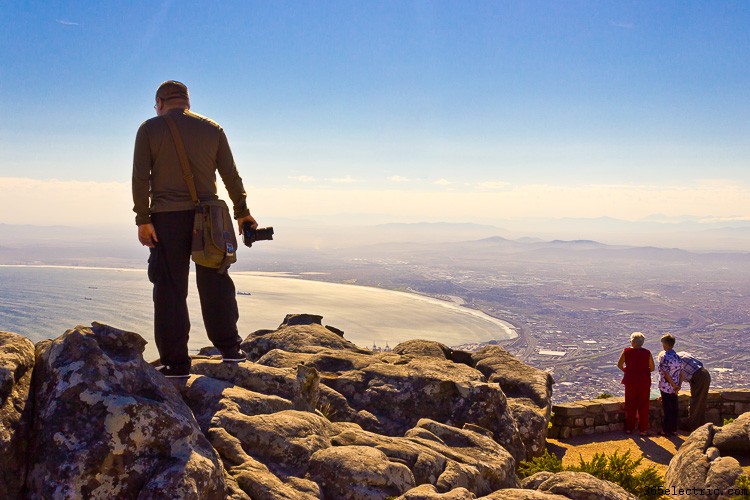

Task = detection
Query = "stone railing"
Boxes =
[548,389,750,439]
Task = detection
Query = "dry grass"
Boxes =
[547,431,686,476]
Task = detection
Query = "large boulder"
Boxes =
[522,471,637,500]
[333,419,518,495]
[214,409,334,476]
[480,489,569,499]
[208,427,318,500]
[177,373,293,433]
[472,346,553,411]
[241,313,369,358]
[308,445,417,499]
[665,422,744,499]
[393,339,453,360]
[397,484,475,499]
[189,357,362,424]
[0,331,35,498]
[181,365,326,498]
[407,419,518,493]
[713,412,750,455]
[25,323,227,499]
[472,346,554,457]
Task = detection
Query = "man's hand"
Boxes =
[237,214,258,235]
[138,223,158,248]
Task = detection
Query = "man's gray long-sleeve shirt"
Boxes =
[132,108,250,226]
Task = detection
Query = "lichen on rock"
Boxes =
[25,323,227,499]
[0,331,35,498]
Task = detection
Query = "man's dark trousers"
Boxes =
[689,367,711,430]
[149,210,242,369]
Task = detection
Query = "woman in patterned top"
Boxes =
[657,333,682,436]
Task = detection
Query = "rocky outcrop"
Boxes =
[0,314,561,499]
[0,331,35,498]
[25,323,227,499]
[181,354,518,498]
[665,421,744,499]
[238,315,552,463]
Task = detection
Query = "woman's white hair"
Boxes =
[630,331,645,347]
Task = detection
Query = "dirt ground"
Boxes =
[547,431,750,476]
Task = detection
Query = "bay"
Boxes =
[0,266,516,361]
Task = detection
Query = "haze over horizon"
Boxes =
[1,2,749,234]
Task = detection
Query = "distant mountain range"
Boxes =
[0,217,748,267]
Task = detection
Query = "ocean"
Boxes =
[0,265,516,362]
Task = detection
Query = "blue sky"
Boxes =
[1,1,749,226]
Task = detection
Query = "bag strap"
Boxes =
[163,114,200,205]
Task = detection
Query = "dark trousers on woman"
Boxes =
[624,383,651,432]
[661,391,679,434]
[148,210,242,369]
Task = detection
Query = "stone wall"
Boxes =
[548,389,750,439]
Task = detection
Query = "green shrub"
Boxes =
[571,450,663,498]
[724,417,736,426]
[519,449,663,498]
[595,392,614,399]
[518,450,564,478]
[731,474,750,500]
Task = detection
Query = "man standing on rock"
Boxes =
[678,350,711,430]
[132,80,257,378]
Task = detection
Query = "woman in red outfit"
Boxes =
[617,332,655,436]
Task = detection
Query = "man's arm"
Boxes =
[132,123,153,227]
[215,128,251,220]
[664,358,681,391]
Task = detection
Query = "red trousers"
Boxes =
[624,382,651,432]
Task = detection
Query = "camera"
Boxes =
[243,223,274,248]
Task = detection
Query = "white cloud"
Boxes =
[1,177,748,227]
[287,175,316,183]
[476,181,510,190]
[251,180,750,222]
[387,176,410,183]
[611,21,634,29]
[0,177,132,226]
[434,179,452,186]
[329,176,356,184]
[56,19,81,26]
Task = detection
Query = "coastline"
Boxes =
[235,271,518,340]
[0,264,518,346]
